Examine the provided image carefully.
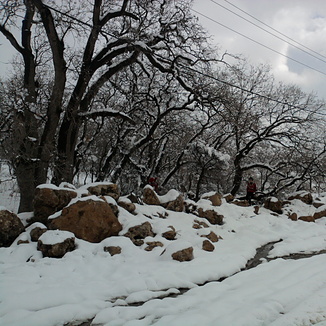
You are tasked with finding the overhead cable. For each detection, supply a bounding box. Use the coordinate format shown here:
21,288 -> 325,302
211,0 -> 326,65
190,8 -> 326,77
222,0 -> 326,61
43,3 -> 326,116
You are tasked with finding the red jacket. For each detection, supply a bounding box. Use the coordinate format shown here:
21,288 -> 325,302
247,181 -> 257,193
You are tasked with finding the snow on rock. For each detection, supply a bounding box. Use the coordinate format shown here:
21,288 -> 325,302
38,230 -> 75,245
37,230 -> 76,258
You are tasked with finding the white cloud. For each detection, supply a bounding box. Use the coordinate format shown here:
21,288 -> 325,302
193,0 -> 326,100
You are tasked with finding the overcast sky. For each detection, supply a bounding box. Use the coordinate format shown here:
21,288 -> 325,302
192,0 -> 326,100
0,0 -> 325,101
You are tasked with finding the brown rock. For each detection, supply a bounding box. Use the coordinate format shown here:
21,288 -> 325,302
232,200 -> 249,207
185,202 -> 197,214
264,197 -> 283,214
87,183 -> 120,200
30,226 -> 47,241
288,212 -> 298,221
49,198 -> 122,243
313,206 -> 326,220
37,230 -> 75,258
197,208 -> 224,225
0,209 -> 25,247
288,192 -> 313,205
142,187 -> 160,206
202,239 -> 215,252
118,201 -> 136,213
33,186 -> 77,224
145,241 -> 164,251
104,246 -> 122,256
192,223 -> 201,229
163,194 -> 184,212
172,247 -> 194,262
224,193 -> 234,203
127,193 -> 140,204
201,231 -> 221,243
100,196 -> 119,217
124,222 -> 155,246
298,215 -> 315,222
313,201 -> 325,208
162,226 -> 177,240
254,205 -> 259,214
202,192 -> 223,206
193,220 -> 209,229
17,239 -> 29,245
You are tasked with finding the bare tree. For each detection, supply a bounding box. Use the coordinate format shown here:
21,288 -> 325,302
0,0 -> 219,211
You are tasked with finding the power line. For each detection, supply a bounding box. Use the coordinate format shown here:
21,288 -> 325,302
175,61 -> 326,117
190,8 -> 326,77
211,0 -> 326,65
43,3 -> 326,117
222,0 -> 326,61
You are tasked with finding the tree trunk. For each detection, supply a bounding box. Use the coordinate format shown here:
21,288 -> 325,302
15,160 -> 37,213
231,156 -> 243,196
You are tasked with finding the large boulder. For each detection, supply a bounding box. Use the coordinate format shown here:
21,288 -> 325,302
33,185 -> 78,225
0,208 -> 25,247
288,191 -> 313,205
49,197 -> 122,243
37,230 -> 75,258
197,208 -> 224,225
264,197 -> 283,214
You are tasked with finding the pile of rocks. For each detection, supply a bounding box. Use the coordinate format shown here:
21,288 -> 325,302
0,183 -> 224,261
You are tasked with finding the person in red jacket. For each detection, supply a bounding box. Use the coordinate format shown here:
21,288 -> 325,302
148,177 -> 159,192
246,177 -> 257,205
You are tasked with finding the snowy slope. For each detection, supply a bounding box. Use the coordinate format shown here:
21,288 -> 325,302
1,185 -> 326,326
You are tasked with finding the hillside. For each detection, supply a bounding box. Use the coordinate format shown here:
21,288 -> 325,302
1,174 -> 326,325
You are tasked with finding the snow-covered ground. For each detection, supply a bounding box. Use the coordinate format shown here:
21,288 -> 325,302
1,175 -> 326,326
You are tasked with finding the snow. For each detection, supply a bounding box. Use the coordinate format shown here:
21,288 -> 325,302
38,230 -> 75,245
2,185 -> 326,325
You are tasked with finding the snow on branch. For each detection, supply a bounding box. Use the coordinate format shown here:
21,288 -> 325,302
78,109 -> 135,124
188,141 -> 230,163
